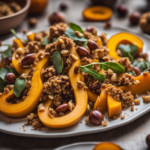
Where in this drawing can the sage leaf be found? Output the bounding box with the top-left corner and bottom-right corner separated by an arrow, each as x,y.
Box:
10,29 -> 20,39
101,62 -> 125,73
53,37 -> 57,42
80,66 -> 105,82
64,27 -> 87,42
52,51 -> 63,74
0,78 -> 6,92
42,37 -> 49,45
127,52 -> 133,63
132,60 -> 148,72
0,67 -> 10,80
10,68 -> 18,75
3,46 -> 12,58
13,78 -> 26,97
83,62 -> 125,73
118,44 -> 138,57
70,23 -> 83,33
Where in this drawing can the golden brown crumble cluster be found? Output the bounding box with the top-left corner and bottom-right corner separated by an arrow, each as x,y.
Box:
39,75 -> 74,107
48,23 -> 68,42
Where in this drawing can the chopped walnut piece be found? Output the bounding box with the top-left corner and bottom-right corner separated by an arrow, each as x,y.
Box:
117,58 -> 133,72
27,113 -> 34,120
134,99 -> 140,105
142,95 -> 150,102
85,116 -> 90,123
101,120 -> 107,126
77,81 -> 85,88
131,105 -> 134,111
120,115 -> 125,119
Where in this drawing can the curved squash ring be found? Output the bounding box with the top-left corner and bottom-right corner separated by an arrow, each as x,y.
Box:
107,32 -> 143,60
38,47 -> 88,128
83,6 -> 112,21
119,73 -> 150,95
0,70 -> 43,117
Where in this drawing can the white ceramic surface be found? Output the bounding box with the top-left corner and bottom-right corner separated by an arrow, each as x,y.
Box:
0,24 -> 150,138
54,142 -> 98,150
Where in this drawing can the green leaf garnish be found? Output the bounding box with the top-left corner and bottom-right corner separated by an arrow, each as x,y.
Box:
3,46 -> 12,58
118,44 -> 138,58
0,78 -> 6,92
42,37 -> 49,45
83,62 -> 125,73
0,67 -> 10,80
53,37 -> 57,42
13,78 -> 26,97
132,60 -> 149,72
69,23 -> 83,33
64,27 -> 87,42
52,51 -> 63,74
127,52 -> 133,63
80,66 -> 105,82
10,29 -> 20,39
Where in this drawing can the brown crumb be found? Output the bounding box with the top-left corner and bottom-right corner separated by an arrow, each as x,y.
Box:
120,115 -> 125,119
131,105 -> 134,111
101,120 -> 107,127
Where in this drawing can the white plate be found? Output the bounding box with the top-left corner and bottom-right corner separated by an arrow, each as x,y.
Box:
0,23 -> 150,138
54,142 -> 98,150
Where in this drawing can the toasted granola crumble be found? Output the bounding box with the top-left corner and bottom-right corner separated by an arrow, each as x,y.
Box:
117,57 -> 133,72
48,23 -> 68,42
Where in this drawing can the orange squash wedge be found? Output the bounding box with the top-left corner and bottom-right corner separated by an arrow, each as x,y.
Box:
107,94 -> 122,118
0,70 -> 43,117
83,6 -> 112,21
38,47 -> 88,128
93,88 -> 107,113
107,32 -> 143,60
13,39 -> 24,49
27,32 -> 36,41
119,73 -> 150,95
93,142 -> 122,150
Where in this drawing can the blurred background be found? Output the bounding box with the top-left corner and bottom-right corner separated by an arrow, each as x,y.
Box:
0,0 -> 150,41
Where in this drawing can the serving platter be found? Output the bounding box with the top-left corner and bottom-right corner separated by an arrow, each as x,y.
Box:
0,23 -> 150,138
54,142 -> 99,150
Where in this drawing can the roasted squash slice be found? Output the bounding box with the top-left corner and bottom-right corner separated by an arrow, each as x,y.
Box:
107,94 -> 122,118
38,47 -> 88,128
107,32 -> 143,60
93,88 -> 107,113
27,32 -> 36,41
119,73 -> 150,95
0,70 -> 43,117
93,142 -> 122,150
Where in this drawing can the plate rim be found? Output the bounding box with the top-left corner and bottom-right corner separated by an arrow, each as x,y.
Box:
0,23 -> 150,138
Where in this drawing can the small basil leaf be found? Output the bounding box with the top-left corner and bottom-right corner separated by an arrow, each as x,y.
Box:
64,27 -> 87,42
10,68 -> 18,75
10,29 -> 20,39
69,23 -> 83,33
80,66 -> 105,82
42,37 -> 49,45
82,41 -> 88,47
52,51 -> 63,74
118,44 -> 138,57
101,62 -> 125,73
13,78 -> 26,97
0,78 -> 6,92
132,60 -> 148,72
3,46 -> 12,58
127,52 -> 133,63
53,37 -> 57,42
128,71 -> 135,75
0,67 -> 10,80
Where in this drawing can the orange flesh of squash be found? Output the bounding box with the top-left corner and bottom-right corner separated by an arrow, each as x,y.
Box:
38,47 -> 88,128
93,88 -> 107,113
107,94 -> 122,118
83,6 -> 112,21
0,70 -> 43,117
93,142 -> 122,150
107,32 -> 143,60
119,73 -> 150,95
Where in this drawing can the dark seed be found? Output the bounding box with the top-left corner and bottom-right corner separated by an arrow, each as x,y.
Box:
5,73 -> 16,84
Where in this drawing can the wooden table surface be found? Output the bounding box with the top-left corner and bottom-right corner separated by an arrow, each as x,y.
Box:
0,0 -> 150,150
